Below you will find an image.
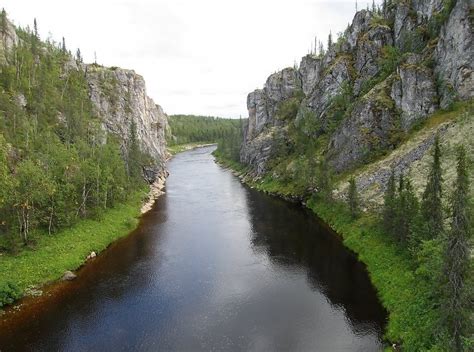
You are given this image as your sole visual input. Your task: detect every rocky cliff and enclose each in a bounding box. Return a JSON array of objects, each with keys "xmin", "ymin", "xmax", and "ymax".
[
  {"xmin": 85, "ymin": 64, "xmax": 169, "ymax": 181},
  {"xmin": 1, "ymin": 13, "xmax": 169, "ymax": 183},
  {"xmin": 240, "ymin": 0, "xmax": 473, "ymax": 201}
]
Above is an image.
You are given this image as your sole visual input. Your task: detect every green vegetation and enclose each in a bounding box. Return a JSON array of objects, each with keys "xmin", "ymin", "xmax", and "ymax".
[
  {"xmin": 168, "ymin": 114, "xmax": 243, "ymax": 161},
  {"xmin": 212, "ymin": 1, "xmax": 471, "ymax": 350},
  {"xmin": 441, "ymin": 146, "xmax": 472, "ymax": 351},
  {"xmin": 421, "ymin": 134, "xmax": 444, "ymax": 240},
  {"xmin": 168, "ymin": 114, "xmax": 241, "ymax": 145},
  {"xmin": 0, "ymin": 14, "xmax": 151, "ymax": 305},
  {"xmin": 0, "ymin": 190, "xmax": 145, "ymax": 307},
  {"xmin": 347, "ymin": 177, "xmax": 359, "ymax": 219}
]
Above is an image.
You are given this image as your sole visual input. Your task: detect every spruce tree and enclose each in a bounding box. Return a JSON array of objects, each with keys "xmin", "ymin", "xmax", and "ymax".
[
  {"xmin": 33, "ymin": 18, "xmax": 38, "ymax": 38},
  {"xmin": 327, "ymin": 31, "xmax": 333, "ymax": 50},
  {"xmin": 393, "ymin": 173, "xmax": 405, "ymax": 242},
  {"xmin": 441, "ymin": 145, "xmax": 471, "ymax": 351},
  {"xmin": 348, "ymin": 177, "xmax": 359, "ymax": 219},
  {"xmin": 383, "ymin": 169, "xmax": 396, "ymax": 236},
  {"xmin": 0, "ymin": 9, "xmax": 7, "ymax": 34},
  {"xmin": 76, "ymin": 48, "xmax": 82, "ymax": 63},
  {"xmin": 127, "ymin": 120, "xmax": 142, "ymax": 182},
  {"xmin": 421, "ymin": 134, "xmax": 443, "ymax": 239},
  {"xmin": 61, "ymin": 37, "xmax": 66, "ymax": 53},
  {"xmin": 399, "ymin": 177, "xmax": 420, "ymax": 245}
]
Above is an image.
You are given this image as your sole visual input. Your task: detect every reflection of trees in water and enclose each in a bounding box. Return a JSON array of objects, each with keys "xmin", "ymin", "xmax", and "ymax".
[
  {"xmin": 244, "ymin": 188, "xmax": 387, "ymax": 336},
  {"xmin": 0, "ymin": 196, "xmax": 169, "ymax": 351}
]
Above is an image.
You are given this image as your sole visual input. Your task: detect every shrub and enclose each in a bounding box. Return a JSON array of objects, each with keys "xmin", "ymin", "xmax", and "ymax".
[
  {"xmin": 0, "ymin": 281, "xmax": 22, "ymax": 307},
  {"xmin": 275, "ymin": 90, "xmax": 304, "ymax": 121}
]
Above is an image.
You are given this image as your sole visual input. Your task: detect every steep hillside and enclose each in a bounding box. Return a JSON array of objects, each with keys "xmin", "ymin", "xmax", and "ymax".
[
  {"xmin": 241, "ymin": 0, "xmax": 473, "ymax": 204},
  {"xmin": 0, "ymin": 11, "xmax": 168, "ymax": 249}
]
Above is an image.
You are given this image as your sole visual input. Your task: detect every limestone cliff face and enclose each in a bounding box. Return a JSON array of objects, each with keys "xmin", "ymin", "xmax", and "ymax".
[
  {"xmin": 0, "ymin": 15, "xmax": 168, "ymax": 182},
  {"xmin": 0, "ymin": 15, "xmax": 19, "ymax": 64},
  {"xmin": 241, "ymin": 68, "xmax": 300, "ymax": 174},
  {"xmin": 85, "ymin": 65, "xmax": 169, "ymax": 181},
  {"xmin": 435, "ymin": 0, "xmax": 474, "ymax": 106},
  {"xmin": 241, "ymin": 0, "xmax": 473, "ymax": 177}
]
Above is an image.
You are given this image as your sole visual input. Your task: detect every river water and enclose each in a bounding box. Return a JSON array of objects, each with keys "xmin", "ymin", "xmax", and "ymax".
[{"xmin": 0, "ymin": 146, "xmax": 386, "ymax": 351}]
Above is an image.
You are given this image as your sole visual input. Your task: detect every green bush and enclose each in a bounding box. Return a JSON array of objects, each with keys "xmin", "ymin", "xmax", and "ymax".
[
  {"xmin": 276, "ymin": 91, "xmax": 304, "ymax": 121},
  {"xmin": 0, "ymin": 282, "xmax": 22, "ymax": 307}
]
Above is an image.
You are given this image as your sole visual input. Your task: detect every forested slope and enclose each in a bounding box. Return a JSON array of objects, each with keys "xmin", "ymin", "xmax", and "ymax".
[{"xmin": 0, "ymin": 13, "xmax": 167, "ymax": 256}]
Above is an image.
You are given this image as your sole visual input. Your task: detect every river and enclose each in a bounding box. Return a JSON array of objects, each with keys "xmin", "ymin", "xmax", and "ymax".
[{"xmin": 0, "ymin": 146, "xmax": 386, "ymax": 351}]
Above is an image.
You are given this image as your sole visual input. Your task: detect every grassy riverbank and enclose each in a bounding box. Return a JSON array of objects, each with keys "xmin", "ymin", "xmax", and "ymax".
[
  {"xmin": 0, "ymin": 190, "xmax": 146, "ymax": 308},
  {"xmin": 213, "ymin": 153, "xmax": 439, "ymax": 350}
]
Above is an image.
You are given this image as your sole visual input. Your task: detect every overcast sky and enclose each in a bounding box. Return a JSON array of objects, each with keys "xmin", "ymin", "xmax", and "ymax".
[{"xmin": 3, "ymin": 0, "xmax": 370, "ymax": 118}]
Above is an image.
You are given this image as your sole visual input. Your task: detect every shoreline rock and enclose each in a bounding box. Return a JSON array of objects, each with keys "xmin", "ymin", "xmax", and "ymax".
[
  {"xmin": 62, "ymin": 271, "xmax": 77, "ymax": 281},
  {"xmin": 140, "ymin": 173, "xmax": 168, "ymax": 214}
]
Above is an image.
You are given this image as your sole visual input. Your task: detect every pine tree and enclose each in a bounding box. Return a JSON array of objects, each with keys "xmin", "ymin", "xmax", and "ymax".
[
  {"xmin": 318, "ymin": 41, "xmax": 325, "ymax": 57},
  {"xmin": 61, "ymin": 37, "xmax": 66, "ymax": 53},
  {"xmin": 327, "ymin": 31, "xmax": 333, "ymax": 50},
  {"xmin": 399, "ymin": 177, "xmax": 420, "ymax": 244},
  {"xmin": 127, "ymin": 120, "xmax": 142, "ymax": 182},
  {"xmin": 0, "ymin": 9, "xmax": 7, "ymax": 34},
  {"xmin": 441, "ymin": 145, "xmax": 471, "ymax": 351},
  {"xmin": 348, "ymin": 177, "xmax": 359, "ymax": 219},
  {"xmin": 316, "ymin": 159, "xmax": 332, "ymax": 201},
  {"xmin": 393, "ymin": 173, "xmax": 405, "ymax": 242},
  {"xmin": 76, "ymin": 48, "xmax": 82, "ymax": 63},
  {"xmin": 383, "ymin": 169, "xmax": 397, "ymax": 236},
  {"xmin": 421, "ymin": 134, "xmax": 443, "ymax": 239},
  {"xmin": 33, "ymin": 18, "xmax": 38, "ymax": 38}
]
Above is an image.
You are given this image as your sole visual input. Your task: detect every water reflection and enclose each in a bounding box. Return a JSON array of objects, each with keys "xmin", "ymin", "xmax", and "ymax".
[
  {"xmin": 245, "ymin": 189, "xmax": 387, "ymax": 336},
  {"xmin": 0, "ymin": 147, "xmax": 386, "ymax": 351}
]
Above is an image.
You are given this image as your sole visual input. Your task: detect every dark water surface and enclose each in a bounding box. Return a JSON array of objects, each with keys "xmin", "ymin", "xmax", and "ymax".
[{"xmin": 0, "ymin": 146, "xmax": 386, "ymax": 351}]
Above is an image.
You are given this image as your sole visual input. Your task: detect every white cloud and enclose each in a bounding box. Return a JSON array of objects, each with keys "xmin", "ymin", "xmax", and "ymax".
[{"xmin": 3, "ymin": 0, "xmax": 366, "ymax": 118}]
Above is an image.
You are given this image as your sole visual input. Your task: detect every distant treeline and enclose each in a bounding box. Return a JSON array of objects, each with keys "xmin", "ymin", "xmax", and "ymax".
[{"xmin": 168, "ymin": 115, "xmax": 244, "ymax": 161}]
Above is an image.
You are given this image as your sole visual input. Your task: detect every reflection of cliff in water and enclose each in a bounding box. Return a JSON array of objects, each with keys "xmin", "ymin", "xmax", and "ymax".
[{"xmin": 244, "ymin": 188, "xmax": 387, "ymax": 335}]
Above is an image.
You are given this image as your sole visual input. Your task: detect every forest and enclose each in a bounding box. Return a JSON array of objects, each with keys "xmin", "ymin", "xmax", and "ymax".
[
  {"xmin": 0, "ymin": 12, "xmax": 147, "ymax": 254},
  {"xmin": 168, "ymin": 114, "xmax": 243, "ymax": 161}
]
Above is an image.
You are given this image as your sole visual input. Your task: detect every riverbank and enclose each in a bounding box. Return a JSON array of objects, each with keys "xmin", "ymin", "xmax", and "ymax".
[
  {"xmin": 0, "ymin": 175, "xmax": 168, "ymax": 310},
  {"xmin": 213, "ymin": 153, "xmax": 437, "ymax": 351},
  {"xmin": 167, "ymin": 142, "xmax": 216, "ymax": 156}
]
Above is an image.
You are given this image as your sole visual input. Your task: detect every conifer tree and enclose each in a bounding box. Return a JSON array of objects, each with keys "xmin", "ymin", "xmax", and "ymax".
[
  {"xmin": 441, "ymin": 145, "xmax": 471, "ymax": 351},
  {"xmin": 76, "ymin": 48, "xmax": 82, "ymax": 63},
  {"xmin": 61, "ymin": 37, "xmax": 66, "ymax": 53},
  {"xmin": 383, "ymin": 169, "xmax": 396, "ymax": 236},
  {"xmin": 399, "ymin": 177, "xmax": 420, "ymax": 244},
  {"xmin": 348, "ymin": 177, "xmax": 359, "ymax": 219},
  {"xmin": 327, "ymin": 31, "xmax": 333, "ymax": 50},
  {"xmin": 0, "ymin": 9, "xmax": 7, "ymax": 33},
  {"xmin": 318, "ymin": 41, "xmax": 325, "ymax": 57},
  {"xmin": 421, "ymin": 134, "xmax": 443, "ymax": 239},
  {"xmin": 392, "ymin": 173, "xmax": 405, "ymax": 242},
  {"xmin": 33, "ymin": 18, "xmax": 38, "ymax": 38},
  {"xmin": 127, "ymin": 120, "xmax": 142, "ymax": 182}
]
